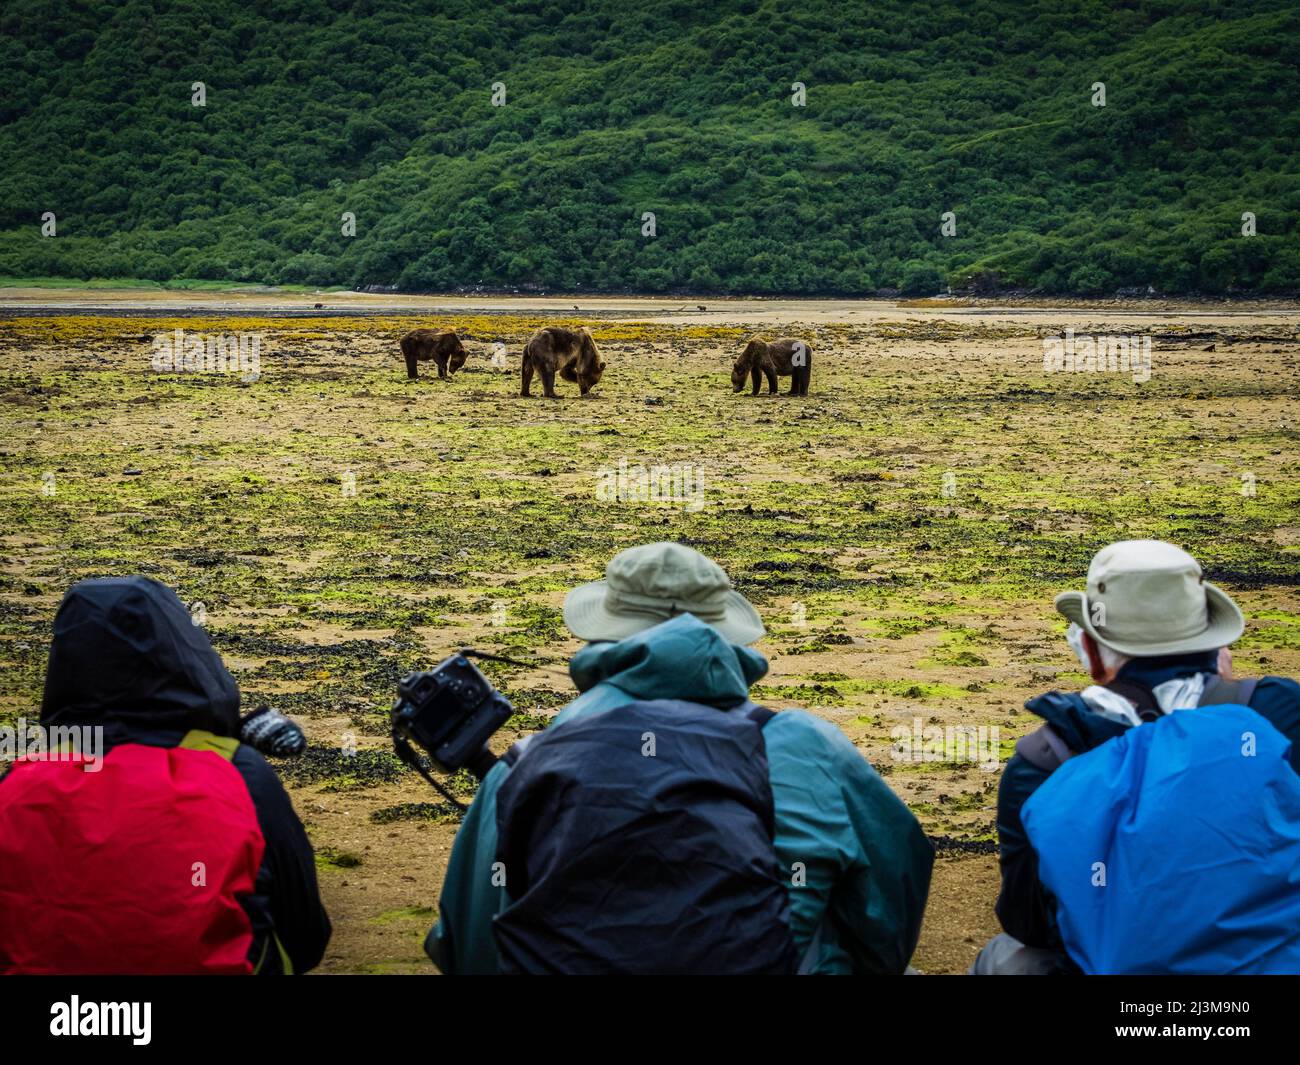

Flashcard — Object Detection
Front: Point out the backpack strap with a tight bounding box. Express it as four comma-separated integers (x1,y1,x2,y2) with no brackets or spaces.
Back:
251,928,295,976
744,703,777,729
178,729,240,761
1103,679,1162,722
1014,723,1077,774
1017,676,1260,775
1198,676,1258,708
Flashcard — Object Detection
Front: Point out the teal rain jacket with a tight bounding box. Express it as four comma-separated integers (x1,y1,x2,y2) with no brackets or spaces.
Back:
426,614,933,974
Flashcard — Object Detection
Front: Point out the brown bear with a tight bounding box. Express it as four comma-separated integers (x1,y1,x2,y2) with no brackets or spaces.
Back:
731,336,813,396
399,328,468,380
521,326,606,398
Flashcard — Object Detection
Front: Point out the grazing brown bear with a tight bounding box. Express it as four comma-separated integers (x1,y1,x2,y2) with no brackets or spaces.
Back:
400,328,468,380
731,336,813,396
521,326,606,398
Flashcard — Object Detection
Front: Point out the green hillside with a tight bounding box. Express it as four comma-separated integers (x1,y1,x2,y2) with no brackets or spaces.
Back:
1,0,1297,295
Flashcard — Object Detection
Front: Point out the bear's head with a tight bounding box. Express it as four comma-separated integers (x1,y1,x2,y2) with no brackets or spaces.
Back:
732,338,765,391
577,328,605,395
447,333,468,374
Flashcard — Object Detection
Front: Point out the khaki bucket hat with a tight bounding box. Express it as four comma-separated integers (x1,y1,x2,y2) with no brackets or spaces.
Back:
1055,540,1244,657
563,541,765,645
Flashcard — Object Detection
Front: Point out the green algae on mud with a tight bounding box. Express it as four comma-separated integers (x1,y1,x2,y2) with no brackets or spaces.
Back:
3,314,1297,732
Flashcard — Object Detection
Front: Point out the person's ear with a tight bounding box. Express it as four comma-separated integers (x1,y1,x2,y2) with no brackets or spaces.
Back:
1216,646,1233,679
1081,632,1110,683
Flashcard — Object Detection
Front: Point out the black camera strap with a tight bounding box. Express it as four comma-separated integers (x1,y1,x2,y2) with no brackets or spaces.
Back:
391,730,471,813
457,648,571,682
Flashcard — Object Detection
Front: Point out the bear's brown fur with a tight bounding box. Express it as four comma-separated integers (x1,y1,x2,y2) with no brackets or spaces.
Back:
731,336,812,396
521,326,606,398
399,329,467,380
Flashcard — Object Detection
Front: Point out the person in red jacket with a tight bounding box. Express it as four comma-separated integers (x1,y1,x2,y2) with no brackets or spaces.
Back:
0,576,331,975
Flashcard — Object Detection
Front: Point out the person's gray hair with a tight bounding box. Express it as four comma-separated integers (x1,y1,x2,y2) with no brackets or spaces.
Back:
1093,640,1130,673
1066,622,1131,675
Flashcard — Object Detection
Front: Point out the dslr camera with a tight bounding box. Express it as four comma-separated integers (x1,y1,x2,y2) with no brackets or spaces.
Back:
390,652,515,800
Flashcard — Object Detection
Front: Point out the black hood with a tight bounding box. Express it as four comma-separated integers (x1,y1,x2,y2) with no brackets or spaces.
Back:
41,576,240,736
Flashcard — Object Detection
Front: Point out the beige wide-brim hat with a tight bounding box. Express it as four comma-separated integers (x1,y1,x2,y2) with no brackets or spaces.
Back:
564,541,765,645
1055,539,1244,657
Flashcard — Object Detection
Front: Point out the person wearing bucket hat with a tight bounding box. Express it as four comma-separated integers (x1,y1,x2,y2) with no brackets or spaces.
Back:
427,541,933,975
562,541,766,645
1054,539,1245,660
973,540,1300,975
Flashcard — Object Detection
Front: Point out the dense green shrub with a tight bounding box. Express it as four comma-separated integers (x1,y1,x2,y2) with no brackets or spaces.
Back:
0,0,1295,294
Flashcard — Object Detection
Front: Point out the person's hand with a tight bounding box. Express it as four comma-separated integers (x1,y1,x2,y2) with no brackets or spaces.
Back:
239,705,307,757
1216,646,1234,679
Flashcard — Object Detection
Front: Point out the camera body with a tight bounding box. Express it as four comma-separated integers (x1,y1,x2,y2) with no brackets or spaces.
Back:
391,653,515,781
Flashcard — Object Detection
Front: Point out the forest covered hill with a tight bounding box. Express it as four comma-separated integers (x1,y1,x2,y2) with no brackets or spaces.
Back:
1,0,1296,295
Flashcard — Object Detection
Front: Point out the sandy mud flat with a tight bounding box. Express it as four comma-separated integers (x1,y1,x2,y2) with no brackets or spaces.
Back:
1,290,1296,972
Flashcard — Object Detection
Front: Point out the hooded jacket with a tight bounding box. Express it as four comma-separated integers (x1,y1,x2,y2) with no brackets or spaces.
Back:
427,613,933,974
5,576,331,973
996,651,1300,952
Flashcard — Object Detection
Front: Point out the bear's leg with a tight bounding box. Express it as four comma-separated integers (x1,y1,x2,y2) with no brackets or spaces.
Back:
520,354,534,396
765,368,779,394
436,354,449,380
750,366,762,396
540,367,558,398
405,352,419,380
